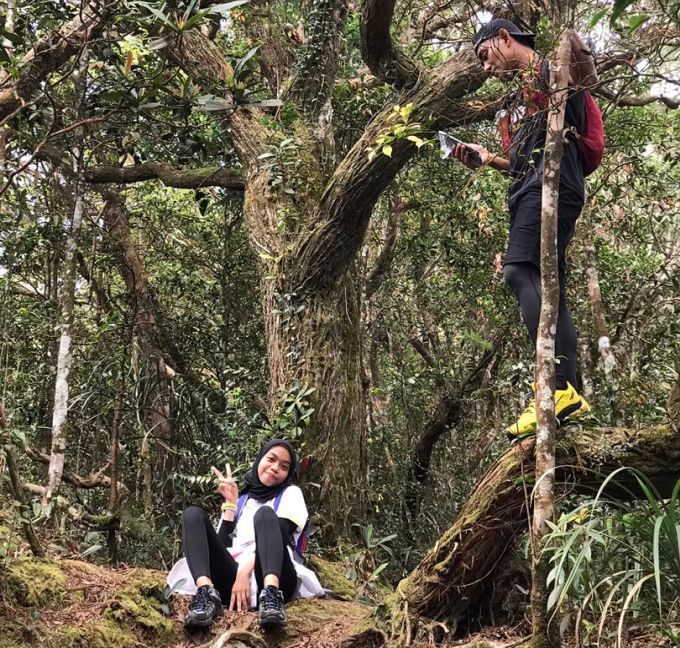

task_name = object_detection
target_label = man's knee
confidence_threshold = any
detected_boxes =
[182,505,208,527]
[503,263,525,295]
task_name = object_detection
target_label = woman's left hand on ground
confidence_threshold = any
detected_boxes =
[211,464,238,504]
[229,570,252,612]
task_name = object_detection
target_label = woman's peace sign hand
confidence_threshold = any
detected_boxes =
[211,464,238,505]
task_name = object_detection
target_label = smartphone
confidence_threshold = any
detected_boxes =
[438,131,483,168]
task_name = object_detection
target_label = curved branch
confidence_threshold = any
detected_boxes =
[85,162,245,190]
[294,52,487,294]
[360,0,419,87]
[24,444,129,495]
[0,0,118,122]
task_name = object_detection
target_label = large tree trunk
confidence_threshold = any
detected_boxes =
[387,425,680,642]
[263,261,369,536]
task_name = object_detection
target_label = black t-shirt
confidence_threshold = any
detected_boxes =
[503,61,586,209]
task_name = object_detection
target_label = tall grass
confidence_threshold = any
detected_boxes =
[544,467,680,646]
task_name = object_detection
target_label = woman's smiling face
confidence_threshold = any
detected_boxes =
[257,445,292,487]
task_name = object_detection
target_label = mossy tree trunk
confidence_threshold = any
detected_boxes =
[388,426,680,642]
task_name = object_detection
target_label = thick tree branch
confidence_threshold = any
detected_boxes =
[595,85,679,109]
[85,162,245,189]
[0,0,117,122]
[360,0,419,87]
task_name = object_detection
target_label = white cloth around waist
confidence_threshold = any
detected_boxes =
[167,547,324,609]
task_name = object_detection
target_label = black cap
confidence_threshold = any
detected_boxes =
[474,19,535,54]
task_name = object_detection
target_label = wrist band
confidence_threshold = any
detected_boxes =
[221,501,237,513]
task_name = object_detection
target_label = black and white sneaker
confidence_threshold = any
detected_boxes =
[184,585,224,629]
[257,585,286,630]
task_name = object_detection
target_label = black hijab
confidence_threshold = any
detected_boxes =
[241,439,298,502]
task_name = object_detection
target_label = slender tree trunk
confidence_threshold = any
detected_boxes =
[101,190,175,515]
[43,54,89,502]
[584,232,615,374]
[108,378,123,563]
[531,30,572,648]
[1,403,44,557]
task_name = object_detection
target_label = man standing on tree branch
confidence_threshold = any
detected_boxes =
[452,19,600,440]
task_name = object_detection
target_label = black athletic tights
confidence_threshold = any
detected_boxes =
[181,505,298,604]
[503,262,578,390]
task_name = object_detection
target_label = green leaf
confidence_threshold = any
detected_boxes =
[207,0,251,14]
[547,584,562,611]
[197,94,233,111]
[248,98,283,107]
[234,45,260,79]
[653,515,663,615]
[133,2,177,29]
[0,29,23,46]
[148,37,169,51]
[382,144,393,157]
[588,8,608,28]
[81,543,104,558]
[628,14,650,32]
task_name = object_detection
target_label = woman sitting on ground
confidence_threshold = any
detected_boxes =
[168,439,323,630]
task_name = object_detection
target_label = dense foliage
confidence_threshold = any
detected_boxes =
[0,0,678,643]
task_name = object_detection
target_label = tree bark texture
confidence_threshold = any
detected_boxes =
[531,31,571,648]
[101,191,175,505]
[389,425,680,640]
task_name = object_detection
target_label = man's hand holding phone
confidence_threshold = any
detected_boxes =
[452,142,491,169]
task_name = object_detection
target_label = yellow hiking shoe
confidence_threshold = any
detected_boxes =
[506,399,537,440]
[506,382,589,441]
[555,382,587,421]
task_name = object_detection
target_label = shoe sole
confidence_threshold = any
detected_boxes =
[184,609,224,630]
[259,613,286,630]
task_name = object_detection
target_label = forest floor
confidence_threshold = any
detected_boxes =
[0,523,526,648]
[0,509,673,648]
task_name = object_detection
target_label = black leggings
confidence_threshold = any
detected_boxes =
[181,505,298,604]
[503,262,578,390]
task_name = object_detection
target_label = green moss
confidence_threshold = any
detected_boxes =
[103,569,176,644]
[7,557,68,608]
[307,556,357,600]
[50,620,137,648]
